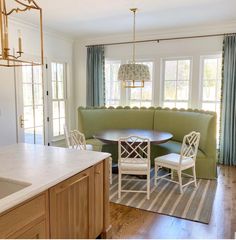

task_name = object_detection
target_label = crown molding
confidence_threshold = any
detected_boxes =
[76,20,236,46]
[9,16,75,44]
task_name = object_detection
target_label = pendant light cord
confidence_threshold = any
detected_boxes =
[131,8,137,64]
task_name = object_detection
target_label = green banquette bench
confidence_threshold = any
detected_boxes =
[78,107,217,179]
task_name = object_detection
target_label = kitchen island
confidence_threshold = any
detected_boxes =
[0,144,111,239]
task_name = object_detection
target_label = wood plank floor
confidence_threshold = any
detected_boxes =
[110,165,236,239]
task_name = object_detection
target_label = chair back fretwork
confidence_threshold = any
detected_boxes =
[180,131,200,164]
[70,130,87,150]
[118,136,150,164]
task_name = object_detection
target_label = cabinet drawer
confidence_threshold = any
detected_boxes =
[0,192,48,238]
[10,220,48,239]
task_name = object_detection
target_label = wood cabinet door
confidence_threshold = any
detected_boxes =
[49,168,94,239]
[93,162,104,238]
[12,221,48,239]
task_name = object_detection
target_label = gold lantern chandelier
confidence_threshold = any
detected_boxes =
[118,8,150,88]
[0,0,43,67]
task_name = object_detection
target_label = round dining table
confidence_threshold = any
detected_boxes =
[93,129,173,145]
[93,129,173,174]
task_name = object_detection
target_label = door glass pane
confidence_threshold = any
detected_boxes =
[22,66,32,83]
[24,128,34,144]
[23,84,33,106]
[35,105,44,127]
[35,127,44,145]
[33,66,42,84]
[34,84,43,105]
[21,65,44,145]
[24,106,34,128]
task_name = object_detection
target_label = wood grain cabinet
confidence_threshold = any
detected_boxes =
[0,192,49,239]
[0,159,111,239]
[49,160,110,239]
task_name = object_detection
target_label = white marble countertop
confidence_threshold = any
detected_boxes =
[0,144,111,214]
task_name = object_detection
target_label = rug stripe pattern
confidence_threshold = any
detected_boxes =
[110,172,217,224]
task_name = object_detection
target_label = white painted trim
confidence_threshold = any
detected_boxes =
[76,20,236,45]
[9,17,75,44]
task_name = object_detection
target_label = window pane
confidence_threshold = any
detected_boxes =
[60,101,65,118]
[203,80,216,101]
[105,61,121,107]
[178,60,190,80]
[163,102,176,108]
[130,88,141,100]
[57,64,64,82]
[53,101,59,119]
[164,81,176,100]
[58,82,64,99]
[165,61,177,80]
[60,118,65,135]
[176,102,188,109]
[142,82,152,101]
[177,81,189,101]
[52,82,57,99]
[216,80,222,101]
[202,103,216,112]
[204,59,217,80]
[52,63,57,82]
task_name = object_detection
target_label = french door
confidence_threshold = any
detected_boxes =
[16,61,48,145]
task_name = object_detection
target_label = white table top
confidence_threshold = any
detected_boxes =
[0,144,110,214]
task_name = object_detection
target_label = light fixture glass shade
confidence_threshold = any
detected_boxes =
[118,63,150,88]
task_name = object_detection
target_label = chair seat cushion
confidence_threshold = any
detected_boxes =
[155,153,194,167]
[120,158,148,171]
[86,144,93,151]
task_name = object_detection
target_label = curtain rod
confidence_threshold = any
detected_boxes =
[86,32,236,47]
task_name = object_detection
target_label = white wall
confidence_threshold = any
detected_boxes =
[74,22,236,109]
[0,19,75,146]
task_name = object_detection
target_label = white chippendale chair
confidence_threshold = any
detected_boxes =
[64,126,113,184]
[70,130,93,151]
[118,136,151,200]
[154,131,201,194]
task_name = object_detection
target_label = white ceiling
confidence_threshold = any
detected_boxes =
[12,0,236,38]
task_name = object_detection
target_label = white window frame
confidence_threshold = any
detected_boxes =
[199,54,222,145]
[199,54,222,109]
[160,57,193,109]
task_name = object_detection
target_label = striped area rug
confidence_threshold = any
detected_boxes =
[110,170,217,224]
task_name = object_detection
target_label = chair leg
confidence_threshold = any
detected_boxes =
[118,171,122,199]
[154,164,158,187]
[147,172,150,200]
[178,170,183,194]
[193,166,197,188]
[171,170,174,180]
